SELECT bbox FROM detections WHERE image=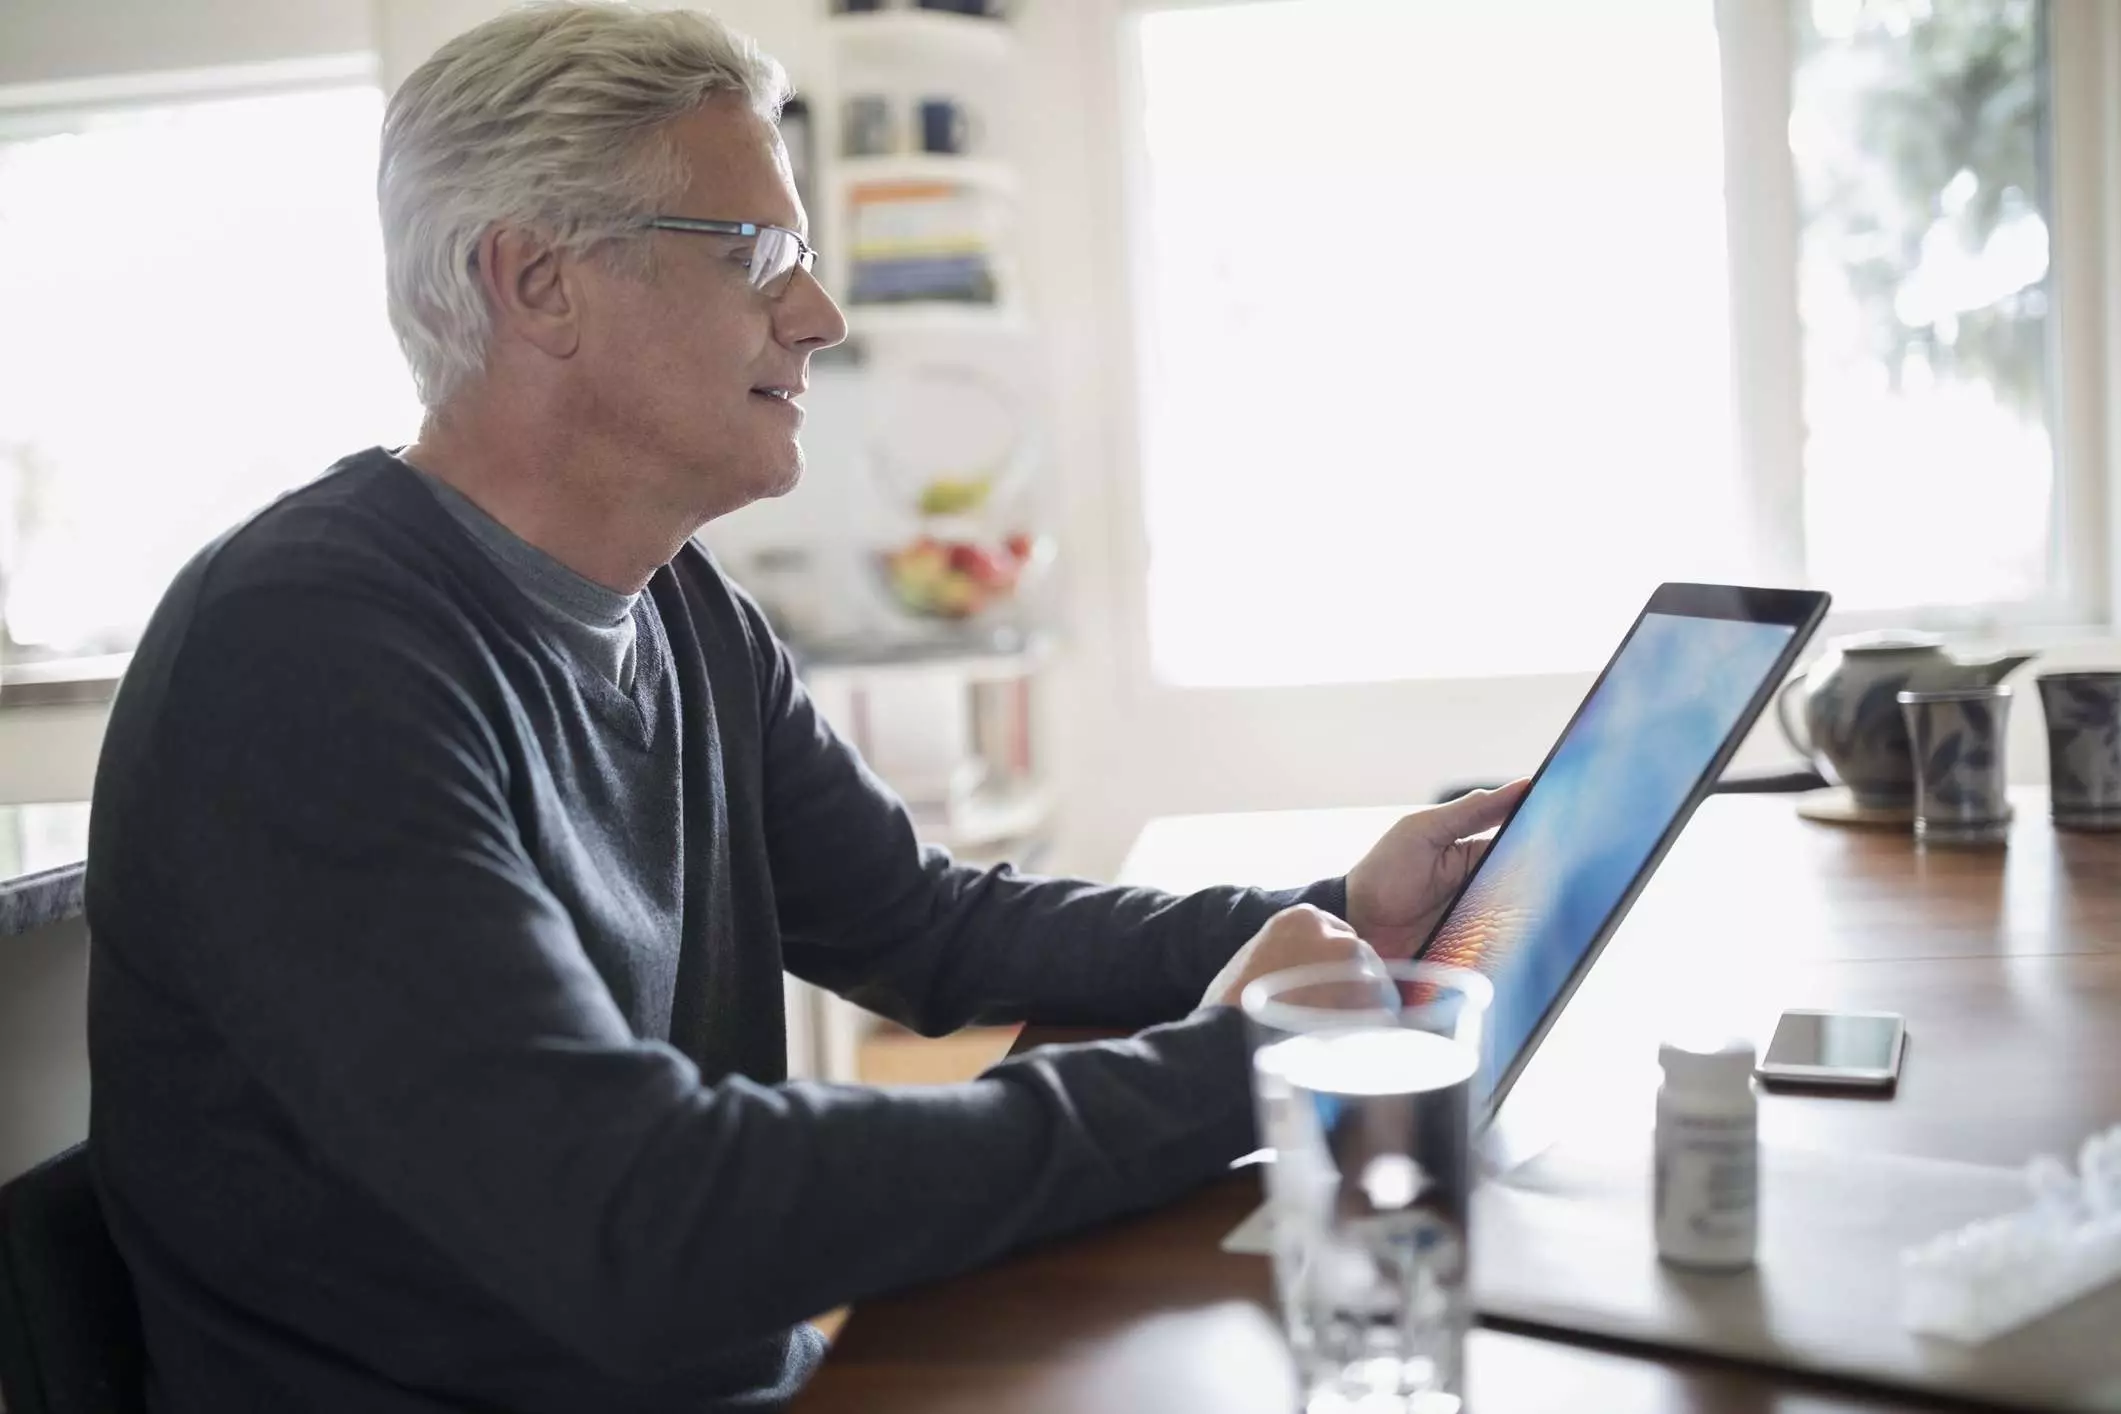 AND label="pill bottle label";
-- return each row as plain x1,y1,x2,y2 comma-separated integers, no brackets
1654,1111,1757,1269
